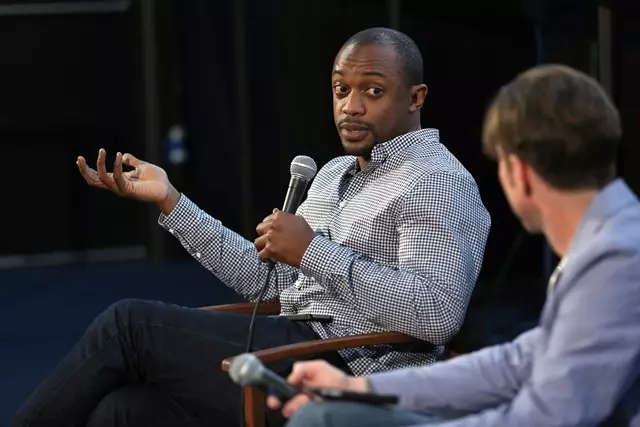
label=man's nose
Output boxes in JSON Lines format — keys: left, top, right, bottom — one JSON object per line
{"left": 341, "top": 93, "right": 365, "bottom": 116}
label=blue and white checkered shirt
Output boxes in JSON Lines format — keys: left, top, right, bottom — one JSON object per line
{"left": 159, "top": 128, "right": 490, "bottom": 375}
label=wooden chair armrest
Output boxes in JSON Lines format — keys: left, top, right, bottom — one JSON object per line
{"left": 199, "top": 301, "right": 281, "bottom": 315}
{"left": 222, "top": 331, "right": 420, "bottom": 371}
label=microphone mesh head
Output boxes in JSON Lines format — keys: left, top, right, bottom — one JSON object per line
{"left": 229, "top": 353, "right": 262, "bottom": 386}
{"left": 290, "top": 155, "right": 317, "bottom": 182}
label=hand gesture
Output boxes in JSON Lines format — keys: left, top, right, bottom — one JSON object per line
{"left": 266, "top": 360, "right": 368, "bottom": 419}
{"left": 77, "top": 149, "right": 180, "bottom": 212}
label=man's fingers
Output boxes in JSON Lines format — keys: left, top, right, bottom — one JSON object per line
{"left": 282, "top": 394, "right": 312, "bottom": 419}
{"left": 254, "top": 234, "right": 268, "bottom": 252}
{"left": 261, "top": 211, "right": 278, "bottom": 224}
{"left": 266, "top": 395, "right": 281, "bottom": 410}
{"left": 96, "top": 149, "right": 109, "bottom": 180}
{"left": 112, "top": 152, "right": 129, "bottom": 194}
{"left": 76, "top": 156, "right": 88, "bottom": 169}
{"left": 76, "top": 156, "right": 108, "bottom": 189}
{"left": 287, "top": 361, "right": 312, "bottom": 387}
{"left": 122, "top": 153, "right": 145, "bottom": 168}
{"left": 257, "top": 247, "right": 271, "bottom": 262}
{"left": 96, "top": 149, "right": 119, "bottom": 192}
{"left": 256, "top": 219, "right": 273, "bottom": 236}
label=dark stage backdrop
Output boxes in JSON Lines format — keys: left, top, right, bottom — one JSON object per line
{"left": 615, "top": 0, "right": 640, "bottom": 198}
{"left": 0, "top": 2, "right": 147, "bottom": 257}
{"left": 0, "top": 0, "right": 637, "bottom": 300}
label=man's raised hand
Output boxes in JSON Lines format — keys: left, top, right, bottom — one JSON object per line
{"left": 77, "top": 148, "right": 180, "bottom": 214}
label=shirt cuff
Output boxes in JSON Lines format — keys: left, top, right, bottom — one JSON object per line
{"left": 157, "top": 194, "right": 200, "bottom": 235}
{"left": 299, "top": 234, "right": 354, "bottom": 285}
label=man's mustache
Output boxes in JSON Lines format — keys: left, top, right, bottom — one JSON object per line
{"left": 337, "top": 119, "right": 371, "bottom": 129}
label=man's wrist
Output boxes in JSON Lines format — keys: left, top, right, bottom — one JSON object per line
{"left": 158, "top": 185, "right": 181, "bottom": 216}
{"left": 346, "top": 376, "right": 371, "bottom": 393}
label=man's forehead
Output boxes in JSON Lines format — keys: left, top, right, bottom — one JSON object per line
{"left": 333, "top": 43, "right": 400, "bottom": 76}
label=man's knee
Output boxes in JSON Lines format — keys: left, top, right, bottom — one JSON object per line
{"left": 286, "top": 402, "right": 333, "bottom": 427}
{"left": 287, "top": 402, "right": 398, "bottom": 427}
{"left": 86, "top": 384, "right": 187, "bottom": 427}
{"left": 86, "top": 385, "right": 153, "bottom": 427}
{"left": 91, "top": 298, "right": 154, "bottom": 331}
{"left": 286, "top": 402, "right": 374, "bottom": 427}
{"left": 286, "top": 402, "right": 431, "bottom": 427}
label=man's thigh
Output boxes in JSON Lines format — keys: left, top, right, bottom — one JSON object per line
{"left": 284, "top": 402, "right": 436, "bottom": 427}
{"left": 117, "top": 300, "right": 324, "bottom": 423}
{"left": 11, "top": 299, "right": 345, "bottom": 427}
{"left": 128, "top": 301, "right": 350, "bottom": 427}
{"left": 127, "top": 300, "right": 351, "bottom": 427}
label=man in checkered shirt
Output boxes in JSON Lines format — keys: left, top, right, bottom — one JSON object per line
{"left": 12, "top": 28, "right": 490, "bottom": 427}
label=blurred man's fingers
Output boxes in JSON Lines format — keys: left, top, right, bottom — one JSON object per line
{"left": 287, "top": 360, "right": 326, "bottom": 386}
{"left": 282, "top": 394, "right": 312, "bottom": 419}
{"left": 266, "top": 395, "right": 281, "bottom": 410}
{"left": 287, "top": 362, "right": 308, "bottom": 386}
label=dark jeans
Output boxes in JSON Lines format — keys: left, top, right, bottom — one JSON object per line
{"left": 285, "top": 402, "right": 437, "bottom": 427}
{"left": 11, "top": 299, "right": 350, "bottom": 427}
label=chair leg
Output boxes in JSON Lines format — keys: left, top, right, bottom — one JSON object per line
{"left": 244, "top": 387, "right": 266, "bottom": 427}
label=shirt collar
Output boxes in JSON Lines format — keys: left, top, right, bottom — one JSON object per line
{"left": 348, "top": 128, "right": 440, "bottom": 174}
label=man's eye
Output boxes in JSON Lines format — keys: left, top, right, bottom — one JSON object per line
{"left": 333, "top": 84, "right": 349, "bottom": 94}
{"left": 366, "top": 87, "right": 383, "bottom": 96}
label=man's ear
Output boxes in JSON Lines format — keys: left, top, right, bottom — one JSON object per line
{"left": 509, "top": 154, "right": 535, "bottom": 198}
{"left": 409, "top": 84, "right": 428, "bottom": 112}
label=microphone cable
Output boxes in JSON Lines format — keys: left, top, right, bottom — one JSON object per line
{"left": 236, "top": 155, "right": 316, "bottom": 427}
{"left": 245, "top": 262, "right": 275, "bottom": 353}
{"left": 239, "top": 261, "right": 275, "bottom": 427}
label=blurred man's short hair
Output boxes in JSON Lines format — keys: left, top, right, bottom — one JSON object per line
{"left": 482, "top": 64, "right": 621, "bottom": 190}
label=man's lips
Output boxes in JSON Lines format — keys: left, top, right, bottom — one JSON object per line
{"left": 340, "top": 123, "right": 369, "bottom": 131}
{"left": 340, "top": 125, "right": 369, "bottom": 141}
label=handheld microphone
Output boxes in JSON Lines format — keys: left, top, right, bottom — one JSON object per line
{"left": 229, "top": 353, "right": 399, "bottom": 406}
{"left": 282, "top": 155, "right": 317, "bottom": 213}
{"left": 230, "top": 353, "right": 300, "bottom": 400}
{"left": 247, "top": 154, "right": 318, "bottom": 347}
{"left": 246, "top": 154, "right": 318, "bottom": 350}
{"left": 239, "top": 156, "right": 317, "bottom": 427}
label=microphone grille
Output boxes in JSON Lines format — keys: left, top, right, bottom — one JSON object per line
{"left": 229, "top": 353, "right": 262, "bottom": 386}
{"left": 290, "top": 155, "right": 317, "bottom": 182}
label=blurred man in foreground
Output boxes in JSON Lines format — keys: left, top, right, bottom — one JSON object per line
{"left": 271, "top": 64, "right": 640, "bottom": 427}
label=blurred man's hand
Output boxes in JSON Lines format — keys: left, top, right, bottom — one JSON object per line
{"left": 266, "top": 360, "right": 369, "bottom": 419}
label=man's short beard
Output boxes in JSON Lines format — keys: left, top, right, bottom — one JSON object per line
{"left": 343, "top": 144, "right": 373, "bottom": 159}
